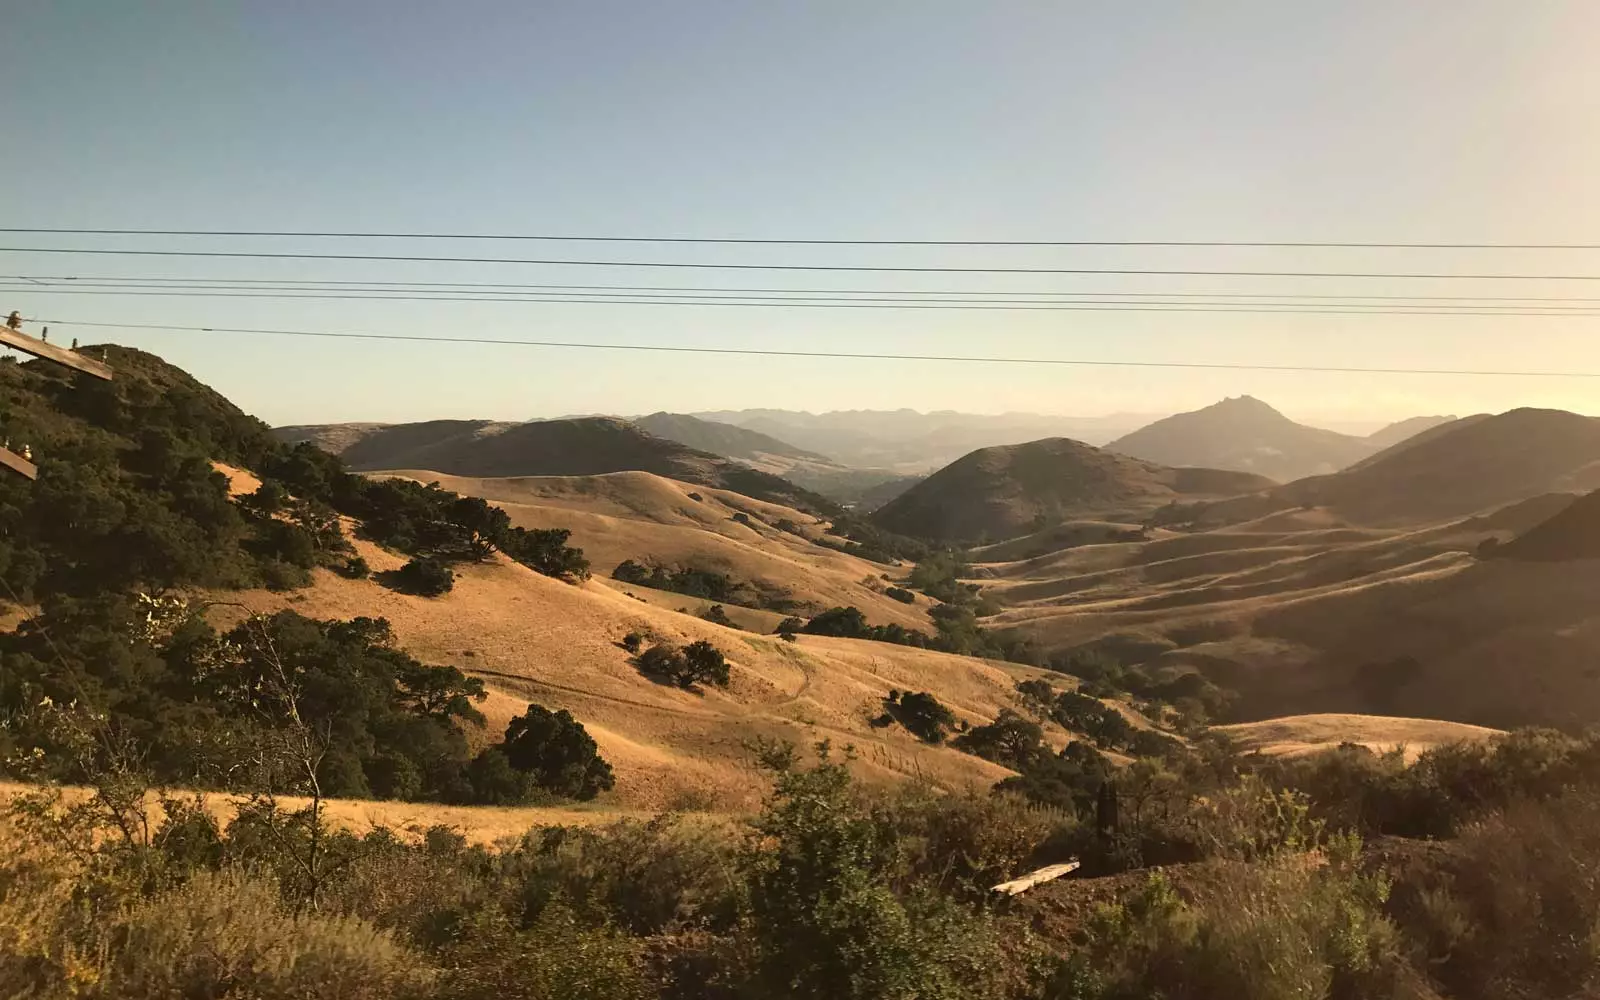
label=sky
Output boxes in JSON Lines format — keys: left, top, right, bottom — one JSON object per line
{"left": 3, "top": 1, "right": 1599, "bottom": 428}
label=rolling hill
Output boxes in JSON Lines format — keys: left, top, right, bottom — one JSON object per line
{"left": 871, "top": 437, "right": 1274, "bottom": 541}
{"left": 1494, "top": 488, "right": 1600, "bottom": 560}
{"left": 631, "top": 412, "right": 834, "bottom": 465}
{"left": 1365, "top": 414, "right": 1458, "bottom": 450}
{"left": 200, "top": 462, "right": 1064, "bottom": 812}
{"left": 371, "top": 468, "right": 936, "bottom": 629}
{"left": 1286, "top": 408, "right": 1600, "bottom": 524}
{"left": 628, "top": 411, "right": 916, "bottom": 507}
{"left": 1104, "top": 395, "right": 1374, "bottom": 483}
{"left": 972, "top": 481, "right": 1600, "bottom": 730}
{"left": 274, "top": 417, "right": 838, "bottom": 513}
{"left": 1156, "top": 408, "right": 1600, "bottom": 528}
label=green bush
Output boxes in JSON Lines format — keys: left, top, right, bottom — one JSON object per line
{"left": 509, "top": 816, "right": 742, "bottom": 936}
{"left": 1052, "top": 841, "right": 1404, "bottom": 1000}
{"left": 951, "top": 710, "right": 1046, "bottom": 771}
{"left": 635, "top": 641, "right": 730, "bottom": 690}
{"left": 1391, "top": 791, "right": 1600, "bottom": 999}
{"left": 890, "top": 691, "right": 957, "bottom": 744}
{"left": 497, "top": 704, "right": 615, "bottom": 802}
{"left": 743, "top": 744, "right": 1007, "bottom": 1000}
{"left": 433, "top": 903, "right": 650, "bottom": 1000}
{"left": 389, "top": 556, "right": 455, "bottom": 596}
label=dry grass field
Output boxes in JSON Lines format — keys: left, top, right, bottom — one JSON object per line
{"left": 977, "top": 493, "right": 1600, "bottom": 729}
{"left": 375, "top": 469, "right": 934, "bottom": 629}
{"left": 215, "top": 526, "right": 1044, "bottom": 812}
{"left": 1218, "top": 714, "right": 1500, "bottom": 761}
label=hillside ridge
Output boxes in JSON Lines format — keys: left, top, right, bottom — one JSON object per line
{"left": 872, "top": 436, "right": 1273, "bottom": 541}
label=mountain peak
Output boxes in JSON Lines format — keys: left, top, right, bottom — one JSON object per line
{"left": 1106, "top": 396, "right": 1371, "bottom": 483}
{"left": 1202, "top": 395, "right": 1288, "bottom": 419}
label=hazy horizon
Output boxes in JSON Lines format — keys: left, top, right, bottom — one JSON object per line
{"left": 5, "top": 2, "right": 1599, "bottom": 426}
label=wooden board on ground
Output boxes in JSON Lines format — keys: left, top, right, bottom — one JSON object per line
{"left": 992, "top": 860, "right": 1081, "bottom": 896}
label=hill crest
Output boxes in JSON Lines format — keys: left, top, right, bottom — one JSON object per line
{"left": 274, "top": 417, "right": 838, "bottom": 514}
{"left": 1106, "top": 396, "right": 1374, "bottom": 483}
{"left": 872, "top": 436, "right": 1274, "bottom": 541}
{"left": 632, "top": 412, "right": 835, "bottom": 464}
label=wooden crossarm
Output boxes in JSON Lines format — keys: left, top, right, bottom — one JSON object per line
{"left": 0, "top": 327, "right": 114, "bottom": 380}
{"left": 0, "top": 446, "right": 38, "bottom": 480}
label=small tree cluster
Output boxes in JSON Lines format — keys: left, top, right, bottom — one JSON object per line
{"left": 467, "top": 704, "right": 615, "bottom": 803}
{"left": 888, "top": 691, "right": 957, "bottom": 743}
{"left": 388, "top": 555, "right": 455, "bottom": 596}
{"left": 635, "top": 640, "right": 731, "bottom": 690}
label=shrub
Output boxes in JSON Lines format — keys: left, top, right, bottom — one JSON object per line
{"left": 337, "top": 554, "right": 372, "bottom": 579}
{"left": 1402, "top": 792, "right": 1600, "bottom": 999}
{"left": 891, "top": 691, "right": 956, "bottom": 744}
{"left": 700, "top": 604, "right": 734, "bottom": 627}
{"left": 951, "top": 710, "right": 1046, "bottom": 771}
{"left": 1052, "top": 842, "right": 1404, "bottom": 1000}
{"left": 682, "top": 640, "right": 731, "bottom": 688}
{"left": 496, "top": 704, "right": 615, "bottom": 801}
{"left": 509, "top": 816, "right": 742, "bottom": 937}
{"left": 390, "top": 556, "right": 455, "bottom": 596}
{"left": 885, "top": 586, "right": 916, "bottom": 604}
{"left": 0, "top": 861, "right": 430, "bottom": 1000}
{"left": 743, "top": 744, "right": 1006, "bottom": 1000}
{"left": 1014, "top": 678, "right": 1056, "bottom": 714}
{"left": 620, "top": 631, "right": 644, "bottom": 654}
{"left": 636, "top": 641, "right": 730, "bottom": 690}
{"left": 434, "top": 903, "right": 650, "bottom": 1000}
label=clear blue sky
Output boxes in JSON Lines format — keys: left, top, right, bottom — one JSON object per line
{"left": 4, "top": 1, "right": 1598, "bottom": 427}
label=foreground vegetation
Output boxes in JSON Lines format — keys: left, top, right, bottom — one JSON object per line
{"left": 6, "top": 724, "right": 1600, "bottom": 999}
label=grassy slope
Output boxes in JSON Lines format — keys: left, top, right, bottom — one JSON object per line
{"left": 216, "top": 520, "right": 1054, "bottom": 812}
{"left": 1218, "top": 714, "right": 1500, "bottom": 761}
{"left": 375, "top": 469, "right": 935, "bottom": 629}
{"left": 979, "top": 494, "right": 1600, "bottom": 730}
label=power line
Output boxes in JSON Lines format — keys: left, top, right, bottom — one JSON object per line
{"left": 9, "top": 285, "right": 1600, "bottom": 316}
{"left": 5, "top": 227, "right": 1600, "bottom": 250}
{"left": 30, "top": 318, "right": 1600, "bottom": 378}
{"left": 16, "top": 274, "right": 1600, "bottom": 302}
{"left": 6, "top": 246, "right": 1600, "bottom": 280}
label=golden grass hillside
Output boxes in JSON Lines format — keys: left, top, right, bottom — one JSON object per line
{"left": 374, "top": 469, "right": 934, "bottom": 629}
{"left": 215, "top": 521, "right": 1068, "bottom": 813}
{"left": 1218, "top": 714, "right": 1500, "bottom": 762}
{"left": 976, "top": 493, "right": 1600, "bottom": 730}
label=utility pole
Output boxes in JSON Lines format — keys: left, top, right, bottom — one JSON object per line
{"left": 1, "top": 315, "right": 114, "bottom": 480}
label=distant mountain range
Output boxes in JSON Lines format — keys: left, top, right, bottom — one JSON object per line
{"left": 1364, "top": 414, "right": 1459, "bottom": 450}
{"left": 870, "top": 437, "right": 1274, "bottom": 541}
{"left": 1161, "top": 408, "right": 1600, "bottom": 527}
{"left": 626, "top": 412, "right": 918, "bottom": 508}
{"left": 631, "top": 412, "right": 834, "bottom": 465}
{"left": 272, "top": 417, "right": 839, "bottom": 514}
{"left": 691, "top": 408, "right": 1158, "bottom": 472}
